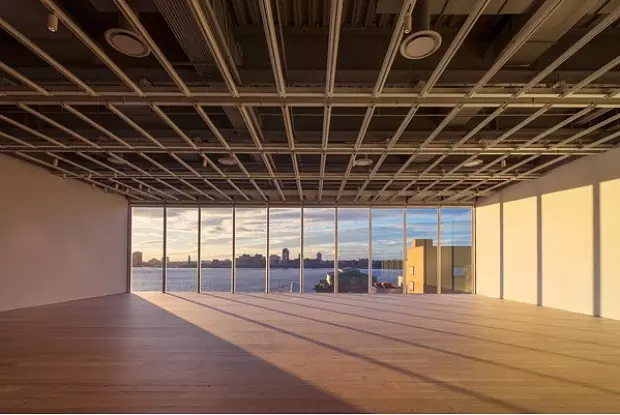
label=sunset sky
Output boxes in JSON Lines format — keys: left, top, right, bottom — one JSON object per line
{"left": 132, "top": 207, "right": 472, "bottom": 262}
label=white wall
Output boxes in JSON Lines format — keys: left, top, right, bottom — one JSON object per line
{"left": 0, "top": 155, "right": 128, "bottom": 311}
{"left": 475, "top": 146, "right": 620, "bottom": 320}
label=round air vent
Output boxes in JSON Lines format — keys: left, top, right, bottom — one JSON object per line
{"left": 218, "top": 156, "right": 237, "bottom": 166}
{"left": 105, "top": 28, "right": 150, "bottom": 58}
{"left": 400, "top": 30, "right": 442, "bottom": 60}
{"left": 464, "top": 158, "right": 483, "bottom": 168}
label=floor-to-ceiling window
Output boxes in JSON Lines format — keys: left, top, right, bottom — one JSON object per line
{"left": 131, "top": 207, "right": 163, "bottom": 292}
{"left": 303, "top": 208, "right": 335, "bottom": 292}
{"left": 406, "top": 208, "right": 439, "bottom": 293}
{"left": 440, "top": 208, "right": 473, "bottom": 293}
{"left": 165, "top": 208, "right": 198, "bottom": 292}
{"left": 200, "top": 208, "right": 233, "bottom": 292}
{"left": 269, "top": 208, "right": 301, "bottom": 292}
{"left": 337, "top": 208, "right": 370, "bottom": 293}
{"left": 371, "top": 208, "right": 404, "bottom": 293}
{"left": 235, "top": 207, "right": 267, "bottom": 292}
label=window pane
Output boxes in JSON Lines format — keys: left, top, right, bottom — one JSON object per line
{"left": 235, "top": 207, "right": 267, "bottom": 292}
{"left": 440, "top": 208, "right": 473, "bottom": 293}
{"left": 269, "top": 208, "right": 301, "bottom": 292}
{"left": 371, "top": 208, "right": 404, "bottom": 293}
{"left": 337, "top": 208, "right": 370, "bottom": 293}
{"left": 405, "top": 208, "right": 438, "bottom": 293}
{"left": 131, "top": 207, "right": 163, "bottom": 292}
{"left": 165, "top": 208, "right": 198, "bottom": 292}
{"left": 303, "top": 208, "right": 335, "bottom": 293}
{"left": 200, "top": 208, "right": 233, "bottom": 292}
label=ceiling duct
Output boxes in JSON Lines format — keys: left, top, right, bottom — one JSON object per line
{"left": 400, "top": 0, "right": 442, "bottom": 60}
{"left": 152, "top": 0, "right": 241, "bottom": 81}
{"left": 105, "top": 13, "right": 151, "bottom": 57}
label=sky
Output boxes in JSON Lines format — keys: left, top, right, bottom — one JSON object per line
{"left": 132, "top": 207, "right": 472, "bottom": 262}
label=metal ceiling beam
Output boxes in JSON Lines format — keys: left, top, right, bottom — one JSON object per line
{"left": 0, "top": 60, "right": 50, "bottom": 96}
{"left": 282, "top": 106, "right": 303, "bottom": 201}
{"left": 0, "top": 122, "right": 149, "bottom": 200}
{"left": 371, "top": 105, "right": 463, "bottom": 202}
{"left": 413, "top": 104, "right": 553, "bottom": 202}
{"left": 259, "top": 0, "right": 286, "bottom": 96}
{"left": 452, "top": 106, "right": 620, "bottom": 202}
{"left": 112, "top": 0, "right": 191, "bottom": 96}
{"left": 3, "top": 93, "right": 620, "bottom": 107}
{"left": 40, "top": 0, "right": 144, "bottom": 96}
{"left": 516, "top": 3, "right": 620, "bottom": 97}
{"left": 0, "top": 17, "right": 96, "bottom": 96}
{"left": 387, "top": 105, "right": 507, "bottom": 202}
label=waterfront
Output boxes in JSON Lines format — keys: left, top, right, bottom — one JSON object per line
{"left": 132, "top": 267, "right": 402, "bottom": 292}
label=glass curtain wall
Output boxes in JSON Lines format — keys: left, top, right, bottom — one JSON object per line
{"left": 235, "top": 207, "right": 267, "bottom": 292}
{"left": 269, "top": 208, "right": 301, "bottom": 292}
{"left": 405, "top": 208, "right": 439, "bottom": 293}
{"left": 130, "top": 206, "right": 473, "bottom": 294}
{"left": 440, "top": 208, "right": 473, "bottom": 293}
{"left": 303, "top": 208, "right": 335, "bottom": 292}
{"left": 165, "top": 208, "right": 198, "bottom": 292}
{"left": 131, "top": 207, "right": 163, "bottom": 292}
{"left": 337, "top": 208, "right": 370, "bottom": 293}
{"left": 371, "top": 208, "right": 404, "bottom": 293}
{"left": 200, "top": 208, "right": 233, "bottom": 292}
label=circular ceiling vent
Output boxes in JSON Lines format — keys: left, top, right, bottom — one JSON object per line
{"left": 400, "top": 30, "right": 442, "bottom": 60}
{"left": 105, "top": 28, "right": 150, "bottom": 58}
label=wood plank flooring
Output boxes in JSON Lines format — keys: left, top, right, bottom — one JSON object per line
{"left": 1, "top": 292, "right": 620, "bottom": 413}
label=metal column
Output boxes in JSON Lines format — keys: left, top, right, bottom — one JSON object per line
{"left": 300, "top": 207, "right": 304, "bottom": 293}
{"left": 334, "top": 206, "right": 339, "bottom": 293}
{"left": 368, "top": 207, "right": 372, "bottom": 294}
{"left": 437, "top": 207, "right": 442, "bottom": 294}
{"left": 266, "top": 207, "right": 270, "bottom": 293}
{"left": 403, "top": 207, "right": 407, "bottom": 294}
{"left": 126, "top": 205, "right": 132, "bottom": 293}
{"left": 471, "top": 207, "right": 476, "bottom": 294}
{"left": 197, "top": 207, "right": 201, "bottom": 293}
{"left": 231, "top": 207, "right": 236, "bottom": 293}
{"left": 163, "top": 206, "right": 167, "bottom": 293}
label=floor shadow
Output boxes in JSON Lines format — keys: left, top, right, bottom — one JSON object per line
{"left": 195, "top": 293, "right": 620, "bottom": 402}
{"left": 320, "top": 293, "right": 620, "bottom": 335}
{"left": 0, "top": 294, "right": 361, "bottom": 414}
{"left": 283, "top": 293, "right": 620, "bottom": 349}
{"left": 235, "top": 293, "right": 619, "bottom": 368}
{"left": 172, "top": 293, "right": 531, "bottom": 413}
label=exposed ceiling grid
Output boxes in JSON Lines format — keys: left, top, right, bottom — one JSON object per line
{"left": 1, "top": 0, "right": 620, "bottom": 205}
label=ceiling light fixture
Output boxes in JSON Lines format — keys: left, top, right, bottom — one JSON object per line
{"left": 354, "top": 156, "right": 374, "bottom": 167}
{"left": 464, "top": 158, "right": 484, "bottom": 168}
{"left": 400, "top": 0, "right": 442, "bottom": 60}
{"left": 105, "top": 28, "right": 150, "bottom": 58}
{"left": 47, "top": 13, "right": 58, "bottom": 33}
{"left": 218, "top": 156, "right": 236, "bottom": 166}
{"left": 108, "top": 155, "right": 126, "bottom": 165}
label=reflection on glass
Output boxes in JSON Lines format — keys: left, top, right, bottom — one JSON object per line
{"left": 440, "top": 208, "right": 473, "bottom": 293}
{"left": 131, "top": 207, "right": 163, "bottom": 292}
{"left": 371, "top": 208, "right": 404, "bottom": 293}
{"left": 269, "top": 208, "right": 301, "bottom": 292}
{"left": 337, "top": 208, "right": 370, "bottom": 293}
{"left": 405, "top": 208, "right": 438, "bottom": 293}
{"left": 303, "top": 208, "right": 335, "bottom": 293}
{"left": 165, "top": 208, "right": 198, "bottom": 292}
{"left": 235, "top": 207, "right": 267, "bottom": 292}
{"left": 200, "top": 208, "right": 233, "bottom": 292}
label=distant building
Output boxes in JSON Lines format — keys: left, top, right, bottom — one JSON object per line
{"left": 132, "top": 251, "right": 143, "bottom": 267}
{"left": 282, "top": 248, "right": 290, "bottom": 263}
{"left": 405, "top": 239, "right": 471, "bottom": 294}
{"left": 269, "top": 254, "right": 280, "bottom": 265}
{"left": 316, "top": 252, "right": 322, "bottom": 262}
{"left": 187, "top": 255, "right": 191, "bottom": 264}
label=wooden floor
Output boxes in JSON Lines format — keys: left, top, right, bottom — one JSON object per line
{"left": 2, "top": 293, "right": 620, "bottom": 413}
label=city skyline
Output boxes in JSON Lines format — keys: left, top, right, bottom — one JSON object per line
{"left": 132, "top": 207, "right": 472, "bottom": 262}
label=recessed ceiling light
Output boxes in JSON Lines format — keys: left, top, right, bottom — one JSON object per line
{"left": 218, "top": 156, "right": 236, "bottom": 166}
{"left": 354, "top": 157, "right": 374, "bottom": 167}
{"left": 105, "top": 28, "right": 151, "bottom": 58}
{"left": 108, "top": 155, "right": 126, "bottom": 165}
{"left": 400, "top": 30, "right": 442, "bottom": 60}
{"left": 464, "top": 158, "right": 483, "bottom": 168}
